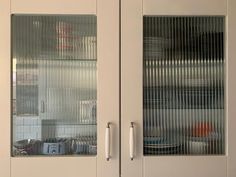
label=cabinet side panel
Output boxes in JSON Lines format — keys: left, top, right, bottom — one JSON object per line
{"left": 121, "top": 0, "right": 143, "bottom": 177}
{"left": 228, "top": 0, "right": 236, "bottom": 177}
{"left": 144, "top": 0, "right": 227, "bottom": 15}
{"left": 0, "top": 0, "right": 11, "bottom": 176}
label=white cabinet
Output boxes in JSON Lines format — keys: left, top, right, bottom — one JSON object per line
{"left": 121, "top": 0, "right": 236, "bottom": 177}
{"left": 0, "top": 0, "right": 236, "bottom": 177}
{"left": 0, "top": 0, "right": 119, "bottom": 177}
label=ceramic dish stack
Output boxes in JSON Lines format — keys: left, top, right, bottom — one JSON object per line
{"left": 71, "top": 136, "right": 97, "bottom": 155}
{"left": 144, "top": 137, "right": 182, "bottom": 155}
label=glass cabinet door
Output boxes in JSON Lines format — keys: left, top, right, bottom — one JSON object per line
{"left": 5, "top": 0, "right": 120, "bottom": 177}
{"left": 121, "top": 1, "right": 229, "bottom": 177}
{"left": 12, "top": 15, "right": 97, "bottom": 156}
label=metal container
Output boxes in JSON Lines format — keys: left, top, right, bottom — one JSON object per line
{"left": 42, "top": 138, "right": 70, "bottom": 155}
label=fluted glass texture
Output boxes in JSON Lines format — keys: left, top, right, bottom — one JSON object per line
{"left": 143, "top": 16, "right": 225, "bottom": 155}
{"left": 12, "top": 15, "right": 97, "bottom": 156}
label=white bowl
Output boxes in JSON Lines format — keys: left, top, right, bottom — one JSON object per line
{"left": 188, "top": 141, "right": 208, "bottom": 154}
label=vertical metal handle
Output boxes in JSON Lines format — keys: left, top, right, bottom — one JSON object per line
{"left": 41, "top": 100, "right": 45, "bottom": 113}
{"left": 105, "top": 122, "right": 110, "bottom": 161}
{"left": 130, "top": 122, "right": 134, "bottom": 160}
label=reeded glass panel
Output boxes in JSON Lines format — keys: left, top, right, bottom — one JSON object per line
{"left": 143, "top": 16, "right": 225, "bottom": 155}
{"left": 12, "top": 15, "right": 97, "bottom": 156}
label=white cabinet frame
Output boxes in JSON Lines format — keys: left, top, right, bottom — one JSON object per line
{"left": 1, "top": 0, "right": 236, "bottom": 177}
{"left": 0, "top": 0, "right": 11, "bottom": 176}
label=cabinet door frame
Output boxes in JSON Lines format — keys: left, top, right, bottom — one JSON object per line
{"left": 0, "top": 0, "right": 120, "bottom": 177}
{"left": 227, "top": 0, "right": 236, "bottom": 176}
{"left": 0, "top": 0, "right": 11, "bottom": 177}
{"left": 121, "top": 0, "right": 235, "bottom": 177}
